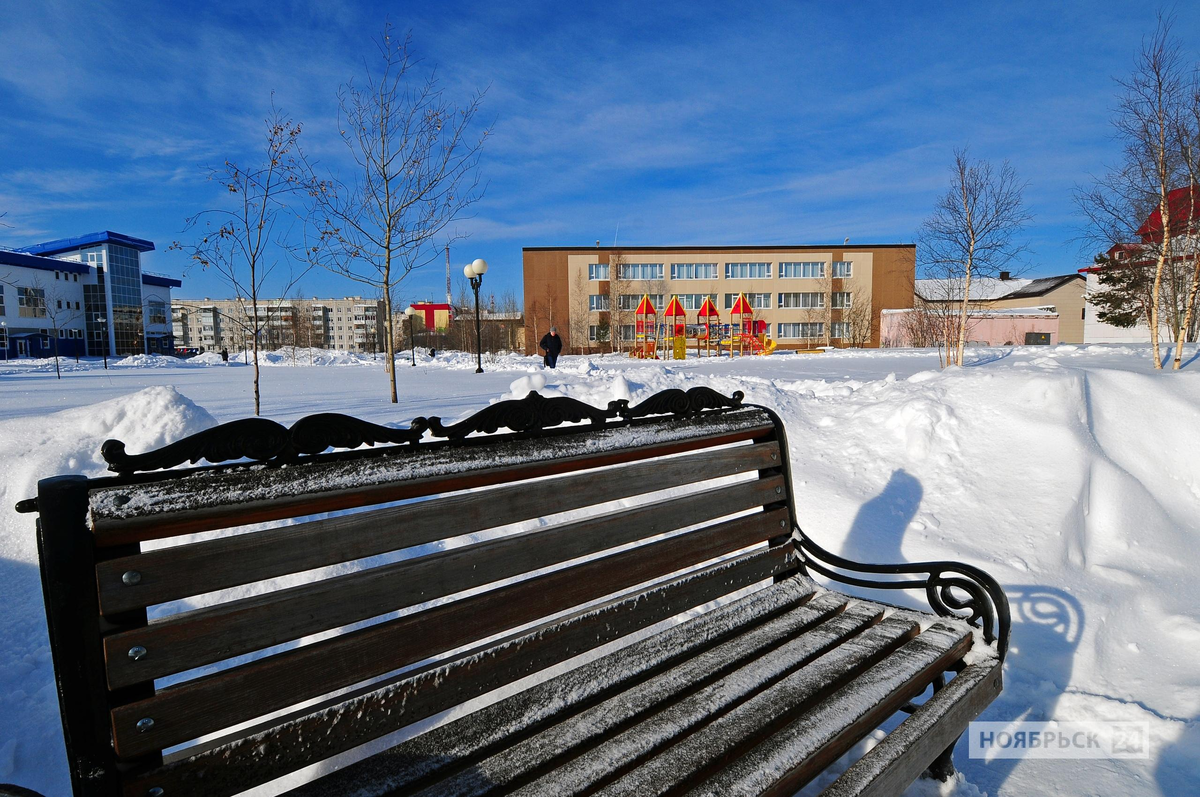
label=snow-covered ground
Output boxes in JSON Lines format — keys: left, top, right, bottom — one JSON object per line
{"left": 1, "top": 345, "right": 1198, "bottom": 795}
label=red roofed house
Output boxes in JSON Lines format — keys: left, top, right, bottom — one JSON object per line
{"left": 1080, "top": 186, "right": 1199, "bottom": 343}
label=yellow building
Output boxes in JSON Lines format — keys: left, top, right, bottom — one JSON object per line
{"left": 523, "top": 244, "right": 916, "bottom": 353}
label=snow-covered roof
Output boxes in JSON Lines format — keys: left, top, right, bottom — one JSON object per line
{"left": 884, "top": 306, "right": 1058, "bottom": 318}
{"left": 916, "top": 273, "right": 1082, "bottom": 303}
{"left": 915, "top": 277, "right": 1031, "bottom": 301}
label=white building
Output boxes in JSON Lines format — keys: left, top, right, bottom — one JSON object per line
{"left": 1, "top": 231, "right": 180, "bottom": 358}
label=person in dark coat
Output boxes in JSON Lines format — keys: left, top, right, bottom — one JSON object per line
{"left": 539, "top": 326, "right": 563, "bottom": 368}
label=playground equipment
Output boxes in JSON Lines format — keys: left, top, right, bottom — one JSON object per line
{"left": 697, "top": 296, "right": 721, "bottom": 357}
{"left": 726, "top": 293, "right": 776, "bottom": 356}
{"left": 632, "top": 294, "right": 658, "bottom": 359}
{"left": 663, "top": 296, "right": 687, "bottom": 360}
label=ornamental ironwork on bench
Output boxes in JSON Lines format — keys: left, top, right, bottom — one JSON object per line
{"left": 28, "top": 385, "right": 1011, "bottom": 660}
{"left": 97, "top": 386, "right": 746, "bottom": 474}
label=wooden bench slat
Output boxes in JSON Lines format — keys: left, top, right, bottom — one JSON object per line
{"left": 820, "top": 657, "right": 1002, "bottom": 797}
{"left": 123, "top": 546, "right": 802, "bottom": 797}
{"left": 109, "top": 508, "right": 788, "bottom": 758}
{"left": 423, "top": 600, "right": 883, "bottom": 797}
{"left": 95, "top": 440, "right": 782, "bottom": 616}
{"left": 289, "top": 573, "right": 830, "bottom": 797}
{"left": 684, "top": 621, "right": 974, "bottom": 797}
{"left": 590, "top": 615, "right": 925, "bottom": 797}
{"left": 103, "top": 475, "right": 787, "bottom": 689}
{"left": 89, "top": 419, "right": 775, "bottom": 546}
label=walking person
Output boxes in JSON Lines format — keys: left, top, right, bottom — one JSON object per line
{"left": 539, "top": 326, "right": 563, "bottom": 368}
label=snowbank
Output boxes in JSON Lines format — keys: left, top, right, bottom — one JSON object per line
{"left": 0, "top": 387, "right": 216, "bottom": 790}
{"left": 1, "top": 348, "right": 1198, "bottom": 795}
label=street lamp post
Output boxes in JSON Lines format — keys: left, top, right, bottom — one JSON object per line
{"left": 404, "top": 306, "right": 417, "bottom": 366}
{"left": 95, "top": 313, "right": 109, "bottom": 369}
{"left": 463, "top": 258, "right": 488, "bottom": 374}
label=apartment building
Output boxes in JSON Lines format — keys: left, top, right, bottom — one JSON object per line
{"left": 523, "top": 244, "right": 915, "bottom": 352}
{"left": 173, "top": 296, "right": 385, "bottom": 353}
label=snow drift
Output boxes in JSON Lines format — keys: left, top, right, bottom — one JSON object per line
{"left": 0, "top": 350, "right": 1198, "bottom": 795}
{"left": 0, "top": 387, "right": 216, "bottom": 788}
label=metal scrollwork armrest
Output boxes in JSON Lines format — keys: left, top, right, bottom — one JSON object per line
{"left": 795, "top": 536, "right": 1011, "bottom": 661}
{"left": 744, "top": 401, "right": 1010, "bottom": 661}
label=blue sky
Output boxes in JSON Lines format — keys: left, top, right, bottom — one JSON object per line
{"left": 2, "top": 0, "right": 1197, "bottom": 302}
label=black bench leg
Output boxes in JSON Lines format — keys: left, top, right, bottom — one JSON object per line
{"left": 922, "top": 736, "right": 959, "bottom": 781}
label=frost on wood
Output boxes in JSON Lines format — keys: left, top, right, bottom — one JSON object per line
{"left": 88, "top": 408, "right": 772, "bottom": 522}
{"left": 287, "top": 573, "right": 819, "bottom": 796}
{"left": 684, "top": 621, "right": 972, "bottom": 797}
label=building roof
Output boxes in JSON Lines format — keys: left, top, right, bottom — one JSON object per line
{"left": 0, "top": 248, "right": 91, "bottom": 274}
{"left": 16, "top": 230, "right": 156, "bottom": 256}
{"left": 141, "top": 274, "right": 182, "bottom": 288}
{"left": 1137, "top": 186, "right": 1200, "bottom": 241}
{"left": 995, "top": 273, "right": 1083, "bottom": 299}
{"left": 915, "top": 273, "right": 1081, "bottom": 302}
{"left": 915, "top": 277, "right": 1031, "bottom": 301}
{"left": 884, "top": 306, "right": 1058, "bottom": 318}
{"left": 523, "top": 243, "right": 914, "bottom": 252}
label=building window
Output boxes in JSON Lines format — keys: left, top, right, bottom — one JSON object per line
{"left": 779, "top": 261, "right": 825, "bottom": 279}
{"left": 670, "top": 263, "right": 718, "bottom": 280}
{"left": 832, "top": 292, "right": 852, "bottom": 308}
{"left": 725, "top": 262, "right": 771, "bottom": 279}
{"left": 618, "top": 294, "right": 664, "bottom": 311}
{"left": 725, "top": 293, "right": 770, "bottom": 309}
{"left": 832, "top": 261, "right": 853, "bottom": 278}
{"left": 18, "top": 287, "right": 47, "bottom": 318}
{"left": 588, "top": 263, "right": 609, "bottom": 281}
{"left": 0, "top": 285, "right": 5, "bottom": 314}
{"left": 777, "top": 322, "right": 824, "bottom": 339}
{"left": 778, "top": 292, "right": 824, "bottom": 309}
{"left": 831, "top": 322, "right": 851, "bottom": 339}
{"left": 616, "top": 262, "right": 664, "bottom": 281}
{"left": 588, "top": 324, "right": 613, "bottom": 342}
{"left": 147, "top": 300, "right": 167, "bottom": 325}
{"left": 589, "top": 294, "right": 610, "bottom": 311}
{"left": 676, "top": 293, "right": 717, "bottom": 310}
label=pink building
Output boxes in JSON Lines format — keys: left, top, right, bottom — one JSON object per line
{"left": 881, "top": 307, "right": 1060, "bottom": 348}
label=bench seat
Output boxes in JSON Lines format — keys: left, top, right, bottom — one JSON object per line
{"left": 14, "top": 387, "right": 1008, "bottom": 797}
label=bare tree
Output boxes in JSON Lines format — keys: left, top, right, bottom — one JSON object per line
{"left": 568, "top": 277, "right": 591, "bottom": 355}
{"left": 1170, "top": 75, "right": 1200, "bottom": 367}
{"left": 1078, "top": 15, "right": 1187, "bottom": 369}
{"left": 173, "top": 104, "right": 309, "bottom": 415}
{"left": 919, "top": 150, "right": 1030, "bottom": 366}
{"left": 817, "top": 265, "right": 833, "bottom": 347}
{"left": 607, "top": 253, "right": 629, "bottom": 353}
{"left": 22, "top": 275, "right": 82, "bottom": 378}
{"left": 844, "top": 293, "right": 875, "bottom": 348}
{"left": 307, "top": 26, "right": 488, "bottom": 402}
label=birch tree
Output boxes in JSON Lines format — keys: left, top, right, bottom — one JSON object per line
{"left": 1171, "top": 76, "right": 1200, "bottom": 367}
{"left": 1123, "top": 16, "right": 1186, "bottom": 368}
{"left": 1077, "top": 15, "right": 1187, "bottom": 369}
{"left": 173, "top": 105, "right": 309, "bottom": 415}
{"left": 307, "top": 26, "right": 488, "bottom": 402}
{"left": 919, "top": 150, "right": 1030, "bottom": 366}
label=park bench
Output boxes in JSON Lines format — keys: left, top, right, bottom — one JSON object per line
{"left": 11, "top": 386, "right": 1009, "bottom": 797}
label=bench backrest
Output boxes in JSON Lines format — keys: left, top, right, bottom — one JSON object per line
{"left": 31, "top": 388, "right": 802, "bottom": 797}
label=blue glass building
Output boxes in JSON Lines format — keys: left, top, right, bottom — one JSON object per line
{"left": 0, "top": 231, "right": 181, "bottom": 358}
